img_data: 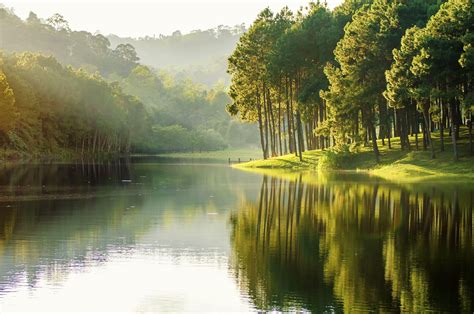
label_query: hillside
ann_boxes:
[108,26,244,86]
[0,7,259,155]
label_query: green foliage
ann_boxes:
[141,125,227,152]
[317,149,351,171]
[0,7,138,76]
[0,70,18,135]
[230,0,474,165]
[0,8,258,155]
[0,52,147,154]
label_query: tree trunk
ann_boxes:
[278,90,283,156]
[295,110,304,161]
[319,102,325,150]
[449,101,459,161]
[283,115,288,155]
[285,78,293,154]
[422,105,435,159]
[257,91,267,159]
[370,123,380,163]
[289,79,298,157]
[263,85,270,158]
[469,111,473,156]
[366,109,380,163]
[440,100,445,152]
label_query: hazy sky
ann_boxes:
[2,0,343,37]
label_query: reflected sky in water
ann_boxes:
[0,159,472,312]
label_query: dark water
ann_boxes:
[0,158,472,312]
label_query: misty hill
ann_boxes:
[0,7,138,77]
[108,26,245,86]
[0,6,259,154]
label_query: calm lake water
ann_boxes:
[0,157,472,312]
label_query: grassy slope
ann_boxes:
[234,128,474,182]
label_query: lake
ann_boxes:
[0,158,472,312]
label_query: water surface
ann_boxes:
[0,158,472,312]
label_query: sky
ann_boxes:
[2,0,343,38]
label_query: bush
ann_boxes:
[317,149,351,171]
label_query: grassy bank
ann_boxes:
[155,148,262,162]
[234,130,474,182]
[0,147,263,164]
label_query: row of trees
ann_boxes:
[0,52,148,155]
[0,50,258,155]
[0,52,242,155]
[227,0,473,161]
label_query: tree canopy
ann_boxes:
[227,0,473,161]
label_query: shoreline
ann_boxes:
[232,135,474,183]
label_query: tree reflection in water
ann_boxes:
[230,173,474,312]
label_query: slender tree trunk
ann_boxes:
[403,107,411,149]
[414,109,419,150]
[469,111,473,156]
[422,105,435,159]
[449,101,459,161]
[370,123,380,163]
[387,121,392,149]
[289,79,298,157]
[380,104,386,147]
[266,88,276,157]
[256,90,267,159]
[285,78,293,154]
[440,100,445,152]
[422,116,428,151]
[263,84,270,158]
[454,99,461,140]
[283,115,288,155]
[319,102,325,149]
[366,108,380,163]
[277,87,283,156]
[296,111,304,161]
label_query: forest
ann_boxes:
[0,6,257,158]
[227,0,473,163]
[108,25,245,86]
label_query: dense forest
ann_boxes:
[109,25,245,86]
[0,6,258,157]
[227,0,473,162]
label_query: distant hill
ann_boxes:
[0,7,138,77]
[0,7,259,152]
[108,26,245,86]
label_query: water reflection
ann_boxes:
[0,160,261,311]
[230,173,474,312]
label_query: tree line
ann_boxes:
[0,52,148,155]
[227,0,473,162]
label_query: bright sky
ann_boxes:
[2,0,343,37]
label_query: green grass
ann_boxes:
[234,128,474,182]
[155,148,262,162]
[234,150,323,169]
